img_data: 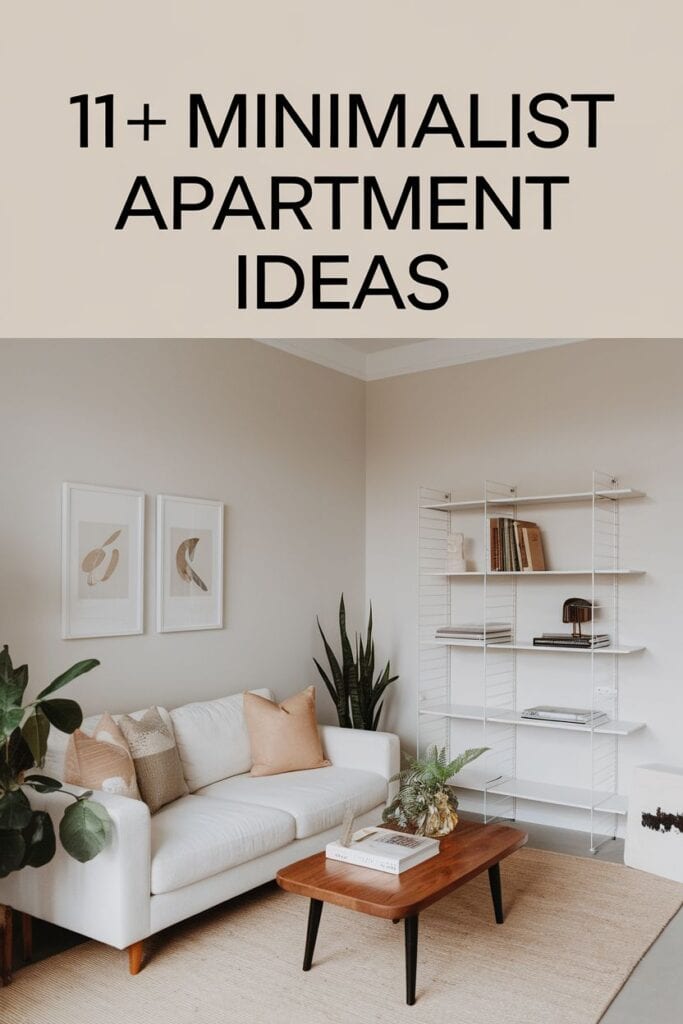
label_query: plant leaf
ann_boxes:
[0,789,33,830]
[59,799,112,863]
[22,706,50,765]
[0,706,24,739]
[24,774,63,794]
[316,612,350,728]
[40,698,83,734]
[313,658,337,705]
[36,659,100,700]
[21,811,56,868]
[0,830,25,878]
[445,746,489,779]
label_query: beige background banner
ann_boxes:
[1,1,681,337]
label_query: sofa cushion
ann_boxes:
[243,686,330,777]
[170,688,273,792]
[43,706,174,783]
[196,766,388,839]
[150,794,295,895]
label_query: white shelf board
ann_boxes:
[420,569,645,577]
[452,770,628,815]
[424,488,645,512]
[425,639,644,655]
[420,703,646,736]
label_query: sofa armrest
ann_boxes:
[0,786,152,949]
[319,725,400,783]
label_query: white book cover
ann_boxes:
[326,828,440,875]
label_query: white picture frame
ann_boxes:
[62,482,145,639]
[156,494,224,632]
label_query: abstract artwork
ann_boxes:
[156,495,224,632]
[625,764,683,883]
[62,483,144,638]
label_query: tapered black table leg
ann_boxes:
[302,899,323,971]
[404,914,419,1005]
[488,862,504,924]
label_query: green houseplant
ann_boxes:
[382,745,489,837]
[314,595,398,730]
[0,644,112,878]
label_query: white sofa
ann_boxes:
[0,689,399,972]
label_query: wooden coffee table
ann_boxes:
[276,820,527,1005]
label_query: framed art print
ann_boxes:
[62,482,144,638]
[156,495,224,632]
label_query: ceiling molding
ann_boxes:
[257,339,586,381]
[257,339,367,379]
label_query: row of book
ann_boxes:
[490,517,546,571]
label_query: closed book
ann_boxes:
[326,829,440,875]
[513,520,536,571]
[489,518,499,571]
[522,526,546,571]
[521,705,608,725]
[436,623,511,635]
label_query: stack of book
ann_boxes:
[435,623,512,645]
[532,633,610,649]
[490,518,546,571]
[520,705,609,726]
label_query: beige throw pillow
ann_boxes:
[64,712,141,800]
[118,707,188,813]
[243,686,330,777]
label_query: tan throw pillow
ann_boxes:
[243,686,330,777]
[118,707,188,813]
[64,712,141,800]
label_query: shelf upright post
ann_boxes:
[482,479,517,824]
[589,470,621,853]
[417,486,452,761]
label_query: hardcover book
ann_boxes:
[326,828,440,875]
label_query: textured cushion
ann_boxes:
[150,795,295,894]
[170,688,273,792]
[197,765,388,839]
[243,686,330,777]
[64,713,141,800]
[119,707,188,813]
[43,705,173,783]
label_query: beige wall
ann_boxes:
[365,339,683,828]
[0,340,366,720]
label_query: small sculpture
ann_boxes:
[447,532,467,573]
[562,597,593,638]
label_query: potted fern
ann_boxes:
[314,595,398,730]
[382,745,488,837]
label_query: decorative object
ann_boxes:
[62,483,144,638]
[382,745,488,837]
[278,819,526,1006]
[314,594,398,730]
[64,713,141,801]
[118,707,188,813]
[625,764,683,882]
[562,596,593,637]
[446,532,467,573]
[156,495,224,632]
[243,687,330,777]
[0,645,112,879]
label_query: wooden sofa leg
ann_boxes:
[21,914,33,963]
[128,940,144,975]
[1,906,13,986]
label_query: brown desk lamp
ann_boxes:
[562,598,593,638]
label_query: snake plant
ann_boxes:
[0,645,112,878]
[314,595,398,730]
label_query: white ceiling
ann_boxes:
[258,339,585,381]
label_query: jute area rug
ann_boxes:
[3,848,682,1024]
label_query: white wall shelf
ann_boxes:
[452,770,629,816]
[424,488,644,512]
[423,640,644,655]
[419,704,645,736]
[421,569,645,577]
[417,473,646,854]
